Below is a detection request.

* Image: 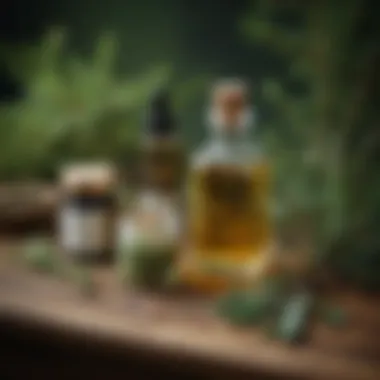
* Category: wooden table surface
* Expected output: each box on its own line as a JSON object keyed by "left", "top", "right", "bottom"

{"left": 0, "top": 240, "right": 379, "bottom": 380}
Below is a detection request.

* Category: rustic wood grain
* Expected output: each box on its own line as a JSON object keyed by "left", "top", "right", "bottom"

{"left": 0, "top": 183, "right": 57, "bottom": 233}
{"left": 0, "top": 243, "right": 379, "bottom": 380}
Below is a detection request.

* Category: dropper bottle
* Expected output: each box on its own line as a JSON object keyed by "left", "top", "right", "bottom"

{"left": 140, "top": 89, "right": 184, "bottom": 196}
{"left": 116, "top": 90, "right": 183, "bottom": 287}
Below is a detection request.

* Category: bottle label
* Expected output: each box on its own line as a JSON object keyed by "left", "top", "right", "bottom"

{"left": 59, "top": 207, "right": 110, "bottom": 254}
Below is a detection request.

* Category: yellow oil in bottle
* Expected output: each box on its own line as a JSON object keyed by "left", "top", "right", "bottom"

{"left": 192, "top": 163, "right": 270, "bottom": 257}
{"left": 180, "top": 78, "right": 273, "bottom": 293}
{"left": 182, "top": 162, "right": 271, "bottom": 293}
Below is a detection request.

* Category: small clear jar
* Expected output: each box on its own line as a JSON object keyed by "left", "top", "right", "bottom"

{"left": 58, "top": 163, "right": 118, "bottom": 263}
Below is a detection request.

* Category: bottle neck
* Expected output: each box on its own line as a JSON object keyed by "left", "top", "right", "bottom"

{"left": 142, "top": 132, "right": 179, "bottom": 148}
{"left": 207, "top": 107, "right": 253, "bottom": 143}
{"left": 210, "top": 130, "right": 246, "bottom": 148}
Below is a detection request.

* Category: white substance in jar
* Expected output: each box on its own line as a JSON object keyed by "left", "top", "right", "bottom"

{"left": 59, "top": 207, "right": 109, "bottom": 254}
{"left": 58, "top": 162, "right": 116, "bottom": 259}
{"left": 118, "top": 191, "right": 180, "bottom": 251}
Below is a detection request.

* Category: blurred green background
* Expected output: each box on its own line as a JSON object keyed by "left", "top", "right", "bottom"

{"left": 1, "top": 0, "right": 379, "bottom": 284}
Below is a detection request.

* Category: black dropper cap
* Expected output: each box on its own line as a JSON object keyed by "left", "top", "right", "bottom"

{"left": 145, "top": 89, "right": 176, "bottom": 138}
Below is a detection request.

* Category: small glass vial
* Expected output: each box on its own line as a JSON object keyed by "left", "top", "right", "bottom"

{"left": 58, "top": 163, "right": 118, "bottom": 263}
{"left": 117, "top": 90, "right": 184, "bottom": 270}
{"left": 182, "top": 79, "right": 273, "bottom": 293}
{"left": 140, "top": 89, "right": 185, "bottom": 197}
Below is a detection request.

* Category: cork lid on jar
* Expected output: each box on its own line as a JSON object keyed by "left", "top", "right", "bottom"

{"left": 60, "top": 162, "right": 117, "bottom": 195}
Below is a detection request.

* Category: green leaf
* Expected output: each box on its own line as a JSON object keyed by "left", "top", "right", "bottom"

{"left": 216, "top": 290, "right": 270, "bottom": 326}
{"left": 0, "top": 29, "right": 172, "bottom": 179}
{"left": 276, "top": 291, "right": 315, "bottom": 343}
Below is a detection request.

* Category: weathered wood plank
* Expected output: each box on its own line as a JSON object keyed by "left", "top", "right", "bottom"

{"left": 0, "top": 245, "right": 379, "bottom": 380}
{"left": 0, "top": 184, "right": 57, "bottom": 232}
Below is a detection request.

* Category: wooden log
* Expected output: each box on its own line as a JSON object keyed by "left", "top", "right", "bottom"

{"left": 0, "top": 183, "right": 57, "bottom": 233}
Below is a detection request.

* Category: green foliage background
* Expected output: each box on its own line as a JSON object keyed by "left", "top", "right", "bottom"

{"left": 1, "top": 0, "right": 379, "bottom": 284}
{"left": 242, "top": 0, "right": 379, "bottom": 285}
{"left": 0, "top": 29, "right": 174, "bottom": 178}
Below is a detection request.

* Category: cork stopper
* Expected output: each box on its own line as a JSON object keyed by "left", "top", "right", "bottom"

{"left": 60, "top": 163, "right": 117, "bottom": 194}
{"left": 210, "top": 79, "right": 249, "bottom": 130}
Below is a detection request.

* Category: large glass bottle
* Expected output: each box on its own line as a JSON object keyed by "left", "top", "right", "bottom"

{"left": 183, "top": 79, "right": 272, "bottom": 293}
